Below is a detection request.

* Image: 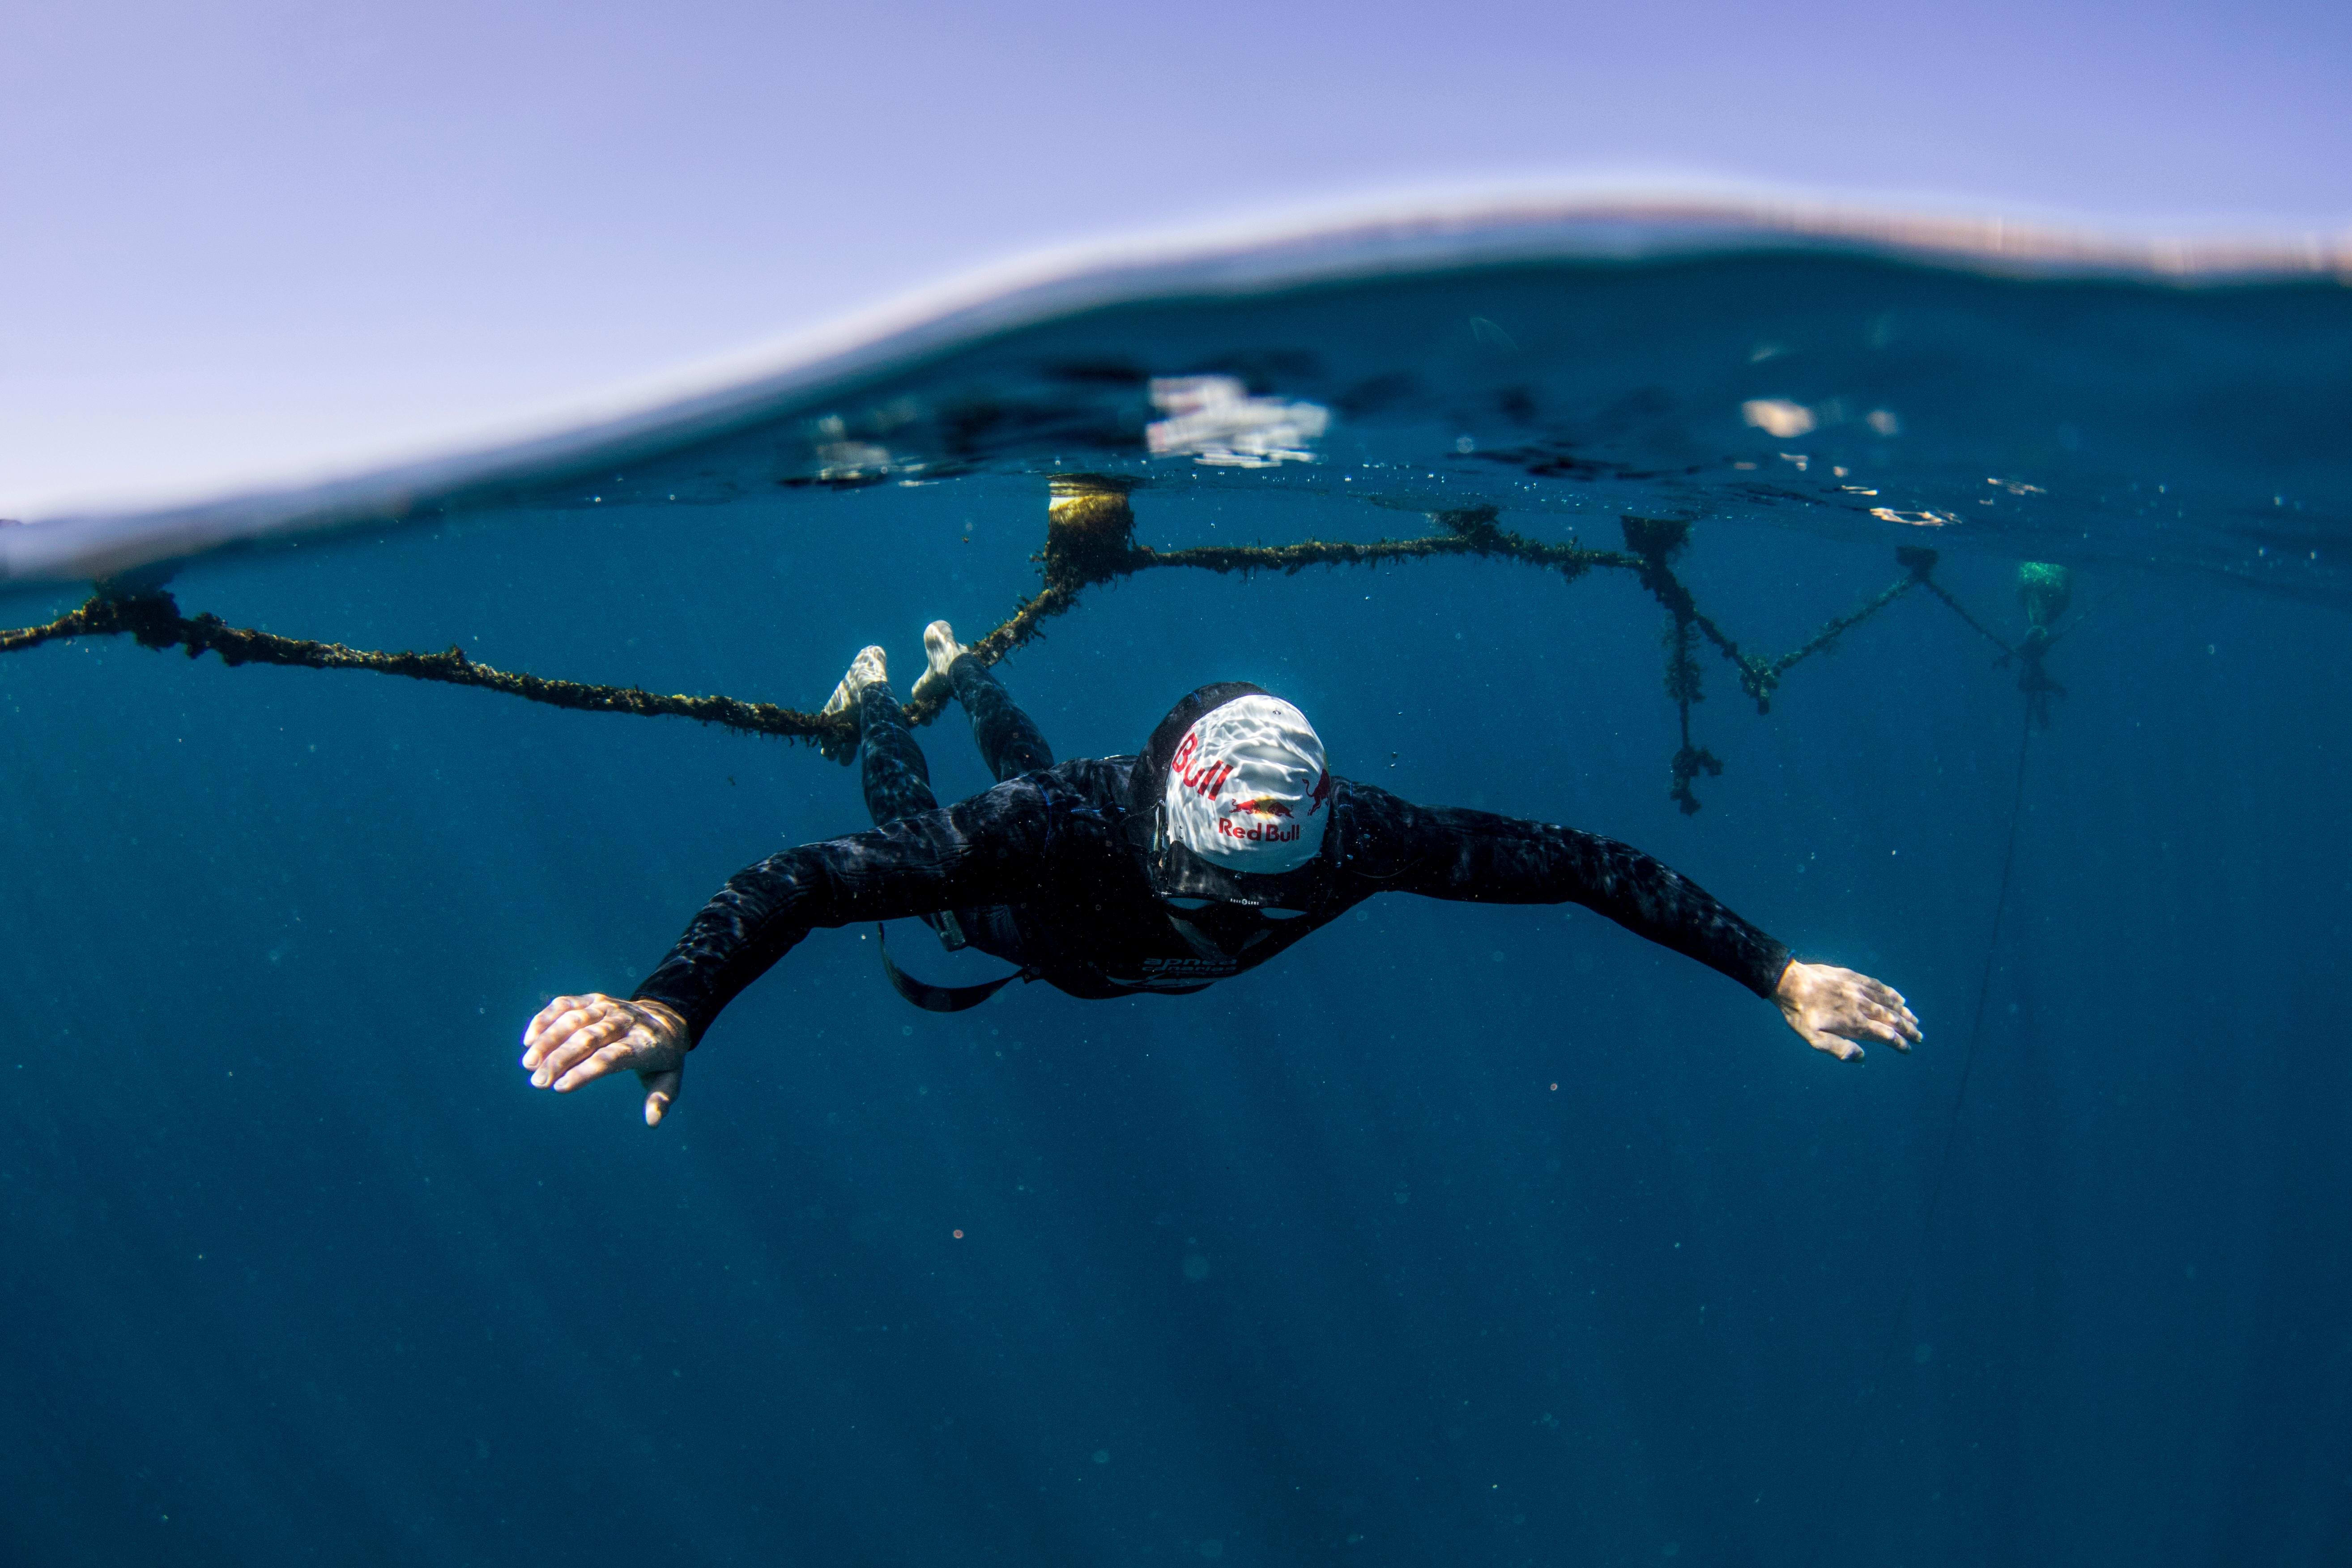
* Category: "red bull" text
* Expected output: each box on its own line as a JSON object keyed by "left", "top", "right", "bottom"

{"left": 1168, "top": 733, "right": 1235, "bottom": 800}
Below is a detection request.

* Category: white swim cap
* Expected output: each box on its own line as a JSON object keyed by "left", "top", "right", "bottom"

{"left": 1161, "top": 694, "right": 1331, "bottom": 874}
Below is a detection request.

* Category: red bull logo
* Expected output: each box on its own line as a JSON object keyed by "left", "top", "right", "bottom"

{"left": 1225, "top": 797, "right": 1295, "bottom": 819}
{"left": 1216, "top": 815, "right": 1301, "bottom": 846}
{"left": 1168, "top": 733, "right": 1235, "bottom": 800}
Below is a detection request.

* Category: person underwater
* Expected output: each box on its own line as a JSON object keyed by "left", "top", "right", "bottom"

{"left": 522, "top": 621, "right": 1921, "bottom": 1125}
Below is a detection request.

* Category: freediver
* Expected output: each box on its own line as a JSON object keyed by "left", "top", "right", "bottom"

{"left": 521, "top": 623, "right": 1921, "bottom": 1124}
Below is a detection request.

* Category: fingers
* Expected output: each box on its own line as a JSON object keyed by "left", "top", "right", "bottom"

{"left": 531, "top": 1011, "right": 635, "bottom": 1088}
{"left": 1875, "top": 1003, "right": 1920, "bottom": 1045}
{"left": 526, "top": 993, "right": 586, "bottom": 1037}
{"left": 522, "top": 994, "right": 618, "bottom": 1069}
{"left": 521, "top": 996, "right": 592, "bottom": 1066}
{"left": 1859, "top": 1017, "right": 1909, "bottom": 1052}
{"left": 522, "top": 994, "right": 658, "bottom": 1089}
{"left": 1815, "top": 1014, "right": 1908, "bottom": 1060}
{"left": 550, "top": 1032, "right": 651, "bottom": 1093}
{"left": 522, "top": 1005, "right": 590, "bottom": 1076}
{"left": 1846, "top": 1001, "right": 1913, "bottom": 1052}
{"left": 1827, "top": 972, "right": 1922, "bottom": 1048}
{"left": 1806, "top": 1027, "right": 1864, "bottom": 1063}
{"left": 641, "top": 1065, "right": 683, "bottom": 1127}
{"left": 1810, "top": 1008, "right": 1908, "bottom": 1062}
{"left": 1859, "top": 979, "right": 1922, "bottom": 1042}
{"left": 1864, "top": 979, "right": 1919, "bottom": 1030}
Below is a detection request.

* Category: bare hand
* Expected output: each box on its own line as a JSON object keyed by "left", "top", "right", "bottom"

{"left": 1774, "top": 961, "right": 1920, "bottom": 1063}
{"left": 520, "top": 993, "right": 690, "bottom": 1125}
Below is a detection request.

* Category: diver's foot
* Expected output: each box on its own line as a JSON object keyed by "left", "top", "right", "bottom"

{"left": 909, "top": 620, "right": 969, "bottom": 709}
{"left": 817, "top": 644, "right": 888, "bottom": 764}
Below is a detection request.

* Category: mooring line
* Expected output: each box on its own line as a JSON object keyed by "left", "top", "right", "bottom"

{"left": 1841, "top": 701, "right": 2035, "bottom": 1474}
{"left": 0, "top": 488, "right": 1982, "bottom": 813}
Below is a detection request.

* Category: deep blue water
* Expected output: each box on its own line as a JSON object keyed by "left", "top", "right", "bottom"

{"left": 4, "top": 244, "right": 2349, "bottom": 1565}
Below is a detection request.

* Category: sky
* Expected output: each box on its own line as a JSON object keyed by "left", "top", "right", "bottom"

{"left": 3, "top": 0, "right": 2348, "bottom": 518}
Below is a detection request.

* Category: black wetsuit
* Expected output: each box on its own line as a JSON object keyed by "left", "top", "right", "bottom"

{"left": 632, "top": 663, "right": 1791, "bottom": 1045}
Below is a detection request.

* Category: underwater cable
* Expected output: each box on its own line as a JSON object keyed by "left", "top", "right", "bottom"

{"left": 1844, "top": 576, "right": 2051, "bottom": 1476}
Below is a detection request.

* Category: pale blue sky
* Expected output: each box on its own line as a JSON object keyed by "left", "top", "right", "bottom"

{"left": 4, "top": 0, "right": 2347, "bottom": 515}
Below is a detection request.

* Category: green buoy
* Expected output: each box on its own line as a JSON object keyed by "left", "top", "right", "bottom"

{"left": 2017, "top": 562, "right": 2071, "bottom": 631}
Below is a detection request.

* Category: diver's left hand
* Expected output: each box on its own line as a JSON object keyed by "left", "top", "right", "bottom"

{"left": 1774, "top": 961, "right": 1920, "bottom": 1063}
{"left": 520, "top": 993, "right": 689, "bottom": 1125}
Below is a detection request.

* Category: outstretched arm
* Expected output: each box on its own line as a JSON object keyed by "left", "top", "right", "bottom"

{"left": 1340, "top": 784, "right": 1791, "bottom": 995}
{"left": 1336, "top": 783, "right": 1920, "bottom": 1059}
{"left": 518, "top": 778, "right": 1050, "bottom": 1121}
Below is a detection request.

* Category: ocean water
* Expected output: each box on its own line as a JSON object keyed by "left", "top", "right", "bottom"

{"left": 3, "top": 230, "right": 2349, "bottom": 1565}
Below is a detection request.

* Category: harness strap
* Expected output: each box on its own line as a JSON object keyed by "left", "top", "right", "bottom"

{"left": 877, "top": 923, "right": 1032, "bottom": 1012}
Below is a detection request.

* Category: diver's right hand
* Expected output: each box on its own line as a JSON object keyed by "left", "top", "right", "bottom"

{"left": 1773, "top": 961, "right": 1920, "bottom": 1063}
{"left": 520, "top": 993, "right": 689, "bottom": 1126}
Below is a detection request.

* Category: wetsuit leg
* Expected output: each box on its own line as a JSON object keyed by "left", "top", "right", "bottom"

{"left": 855, "top": 682, "right": 971, "bottom": 950}
{"left": 949, "top": 655, "right": 1053, "bottom": 782}
{"left": 855, "top": 682, "right": 937, "bottom": 827}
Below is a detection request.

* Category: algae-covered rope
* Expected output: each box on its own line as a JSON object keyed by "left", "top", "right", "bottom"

{"left": 1916, "top": 573, "right": 2015, "bottom": 657}
{"left": 0, "top": 480, "right": 2012, "bottom": 811}
{"left": 0, "top": 588, "right": 857, "bottom": 744}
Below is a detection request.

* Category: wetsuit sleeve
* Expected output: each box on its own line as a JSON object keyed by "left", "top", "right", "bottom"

{"left": 1336, "top": 784, "right": 1791, "bottom": 997}
{"left": 630, "top": 779, "right": 1053, "bottom": 1044}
